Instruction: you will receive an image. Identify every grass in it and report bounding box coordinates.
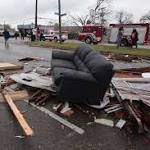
[29,41,150,58]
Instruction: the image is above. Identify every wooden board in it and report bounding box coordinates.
[0,63,23,71]
[4,94,33,136]
[0,91,29,103]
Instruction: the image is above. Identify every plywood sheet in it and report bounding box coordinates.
[0,63,23,71]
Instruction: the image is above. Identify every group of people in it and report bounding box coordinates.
[117,27,139,48]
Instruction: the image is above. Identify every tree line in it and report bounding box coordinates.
[69,0,150,26]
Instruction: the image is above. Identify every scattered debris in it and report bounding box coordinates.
[0,63,23,71]
[33,67,51,76]
[104,104,123,114]
[53,103,64,112]
[18,57,42,62]
[26,100,85,135]
[111,78,150,133]
[0,91,29,103]
[142,72,150,78]
[10,72,55,92]
[3,93,33,136]
[88,96,110,109]
[0,57,150,136]
[29,89,50,106]
[15,135,25,139]
[115,119,126,129]
[53,102,74,117]
[94,118,114,127]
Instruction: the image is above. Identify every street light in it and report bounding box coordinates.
[35,0,38,28]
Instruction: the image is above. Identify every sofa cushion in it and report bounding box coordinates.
[51,59,76,69]
[75,43,93,61]
[52,67,95,85]
[84,51,114,82]
[73,55,90,72]
[52,50,75,61]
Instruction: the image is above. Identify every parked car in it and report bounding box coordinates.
[42,30,68,42]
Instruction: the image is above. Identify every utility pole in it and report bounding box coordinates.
[55,0,66,43]
[3,20,5,30]
[35,0,38,28]
[58,0,62,43]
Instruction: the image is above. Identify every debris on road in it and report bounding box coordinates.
[88,95,110,109]
[94,118,114,127]
[0,63,23,71]
[15,135,25,139]
[142,72,150,78]
[104,104,123,114]
[0,52,150,137]
[3,93,33,136]
[10,72,55,91]
[115,119,126,129]
[29,89,51,106]
[0,90,29,103]
[111,78,150,133]
[18,57,45,62]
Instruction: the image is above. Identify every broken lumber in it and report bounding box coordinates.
[0,91,29,103]
[0,63,23,71]
[3,94,33,136]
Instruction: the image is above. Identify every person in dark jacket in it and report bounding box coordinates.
[131,29,138,48]
[3,29,10,47]
[116,26,124,48]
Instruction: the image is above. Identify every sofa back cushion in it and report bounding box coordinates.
[74,55,90,72]
[84,51,114,82]
[75,43,93,60]
[73,43,92,72]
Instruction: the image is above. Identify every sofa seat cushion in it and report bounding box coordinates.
[51,59,76,69]
[52,67,95,85]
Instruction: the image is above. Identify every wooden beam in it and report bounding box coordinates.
[4,94,33,136]
[0,63,23,71]
[0,91,29,103]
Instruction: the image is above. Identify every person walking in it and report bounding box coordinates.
[14,31,19,40]
[3,29,10,47]
[20,30,25,40]
[116,27,124,48]
[131,29,139,48]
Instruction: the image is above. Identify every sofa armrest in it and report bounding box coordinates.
[52,50,75,61]
[56,71,100,104]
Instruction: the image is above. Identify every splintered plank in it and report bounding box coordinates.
[0,91,29,103]
[0,63,23,71]
[4,94,33,136]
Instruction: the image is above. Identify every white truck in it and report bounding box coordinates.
[42,30,68,42]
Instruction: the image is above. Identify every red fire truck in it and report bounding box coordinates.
[78,25,104,44]
[109,23,150,45]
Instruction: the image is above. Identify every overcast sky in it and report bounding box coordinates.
[0,0,150,27]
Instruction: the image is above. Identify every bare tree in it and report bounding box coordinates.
[69,0,112,26]
[115,10,133,24]
[90,0,112,25]
[69,14,90,26]
[140,11,150,23]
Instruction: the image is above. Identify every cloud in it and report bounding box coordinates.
[0,0,150,26]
